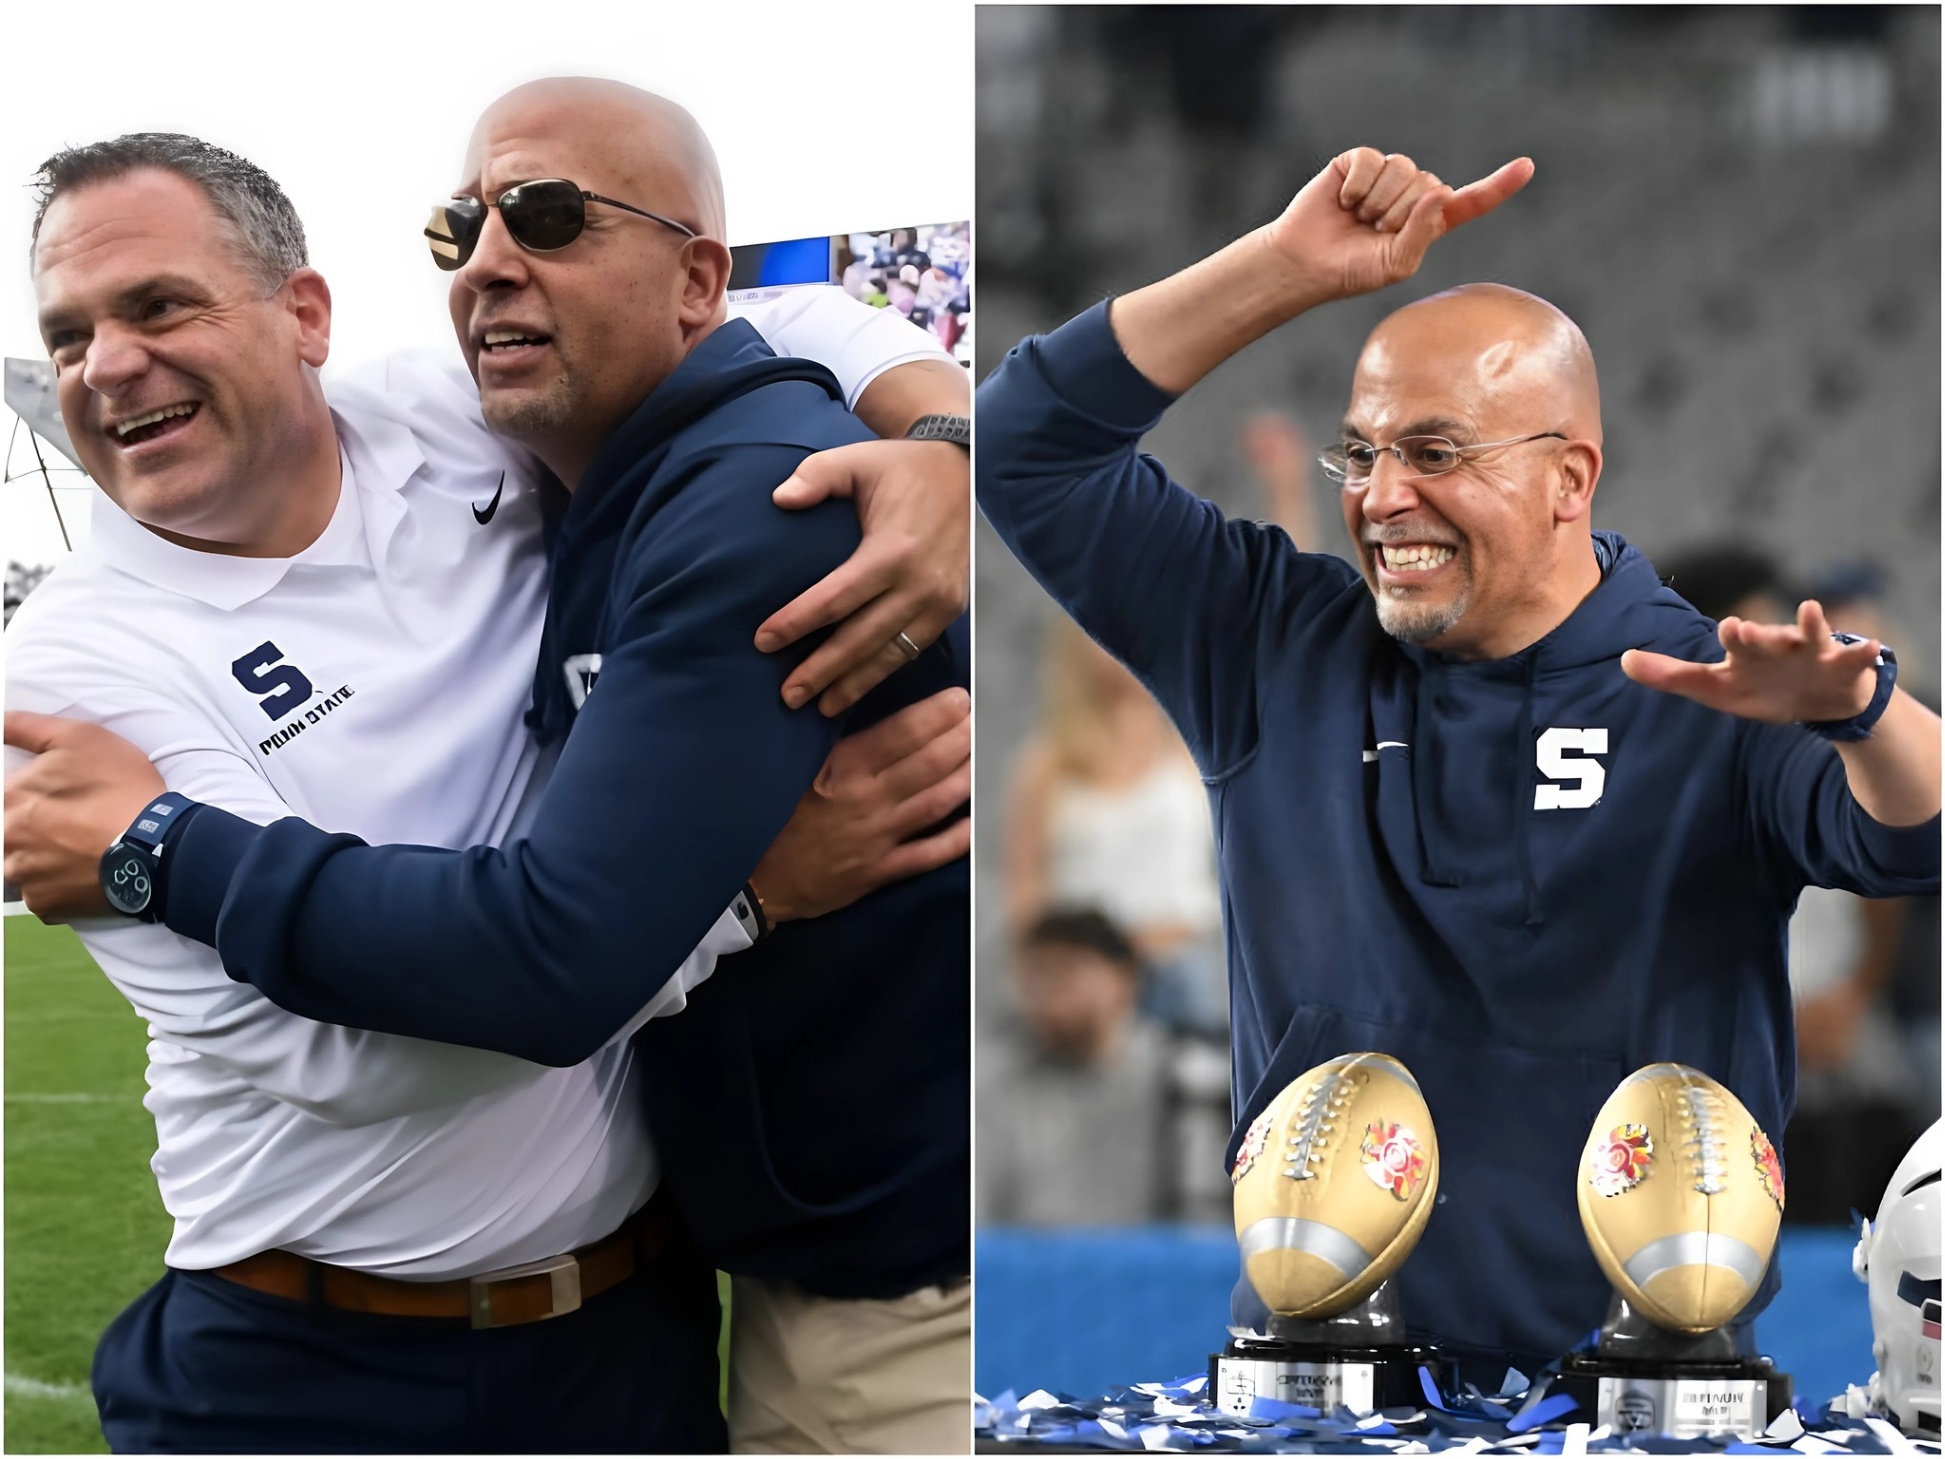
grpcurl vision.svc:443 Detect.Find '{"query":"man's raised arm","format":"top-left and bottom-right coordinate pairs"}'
top-left (973, 149), bottom-right (1531, 775)
top-left (1108, 148), bottom-right (1532, 394)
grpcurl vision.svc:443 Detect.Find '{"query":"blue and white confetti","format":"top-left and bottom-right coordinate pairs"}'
top-left (973, 1370), bottom-right (1940, 1454)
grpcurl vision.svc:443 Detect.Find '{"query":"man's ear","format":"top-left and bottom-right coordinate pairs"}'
top-left (285, 267), bottom-right (333, 369)
top-left (1554, 440), bottom-right (1602, 525)
top-left (677, 238), bottom-right (734, 336)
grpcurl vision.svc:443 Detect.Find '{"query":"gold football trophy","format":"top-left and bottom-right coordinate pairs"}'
top-left (1210, 1053), bottom-right (1450, 1418)
top-left (1549, 1064), bottom-right (1794, 1440)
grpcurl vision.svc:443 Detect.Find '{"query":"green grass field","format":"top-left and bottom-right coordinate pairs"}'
top-left (5, 917), bottom-right (166, 1453)
top-left (3, 916), bottom-right (733, 1452)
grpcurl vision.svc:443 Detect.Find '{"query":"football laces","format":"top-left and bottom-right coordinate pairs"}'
top-left (1284, 1068), bottom-right (1360, 1180)
top-left (1677, 1082), bottom-right (1728, 1196)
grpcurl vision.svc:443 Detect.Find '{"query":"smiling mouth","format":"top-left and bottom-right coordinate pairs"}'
top-left (1375, 543), bottom-right (1457, 574)
top-left (480, 329), bottom-right (552, 355)
top-left (110, 403), bottom-right (199, 447)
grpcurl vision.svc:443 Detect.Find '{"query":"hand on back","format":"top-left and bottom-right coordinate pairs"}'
top-left (762, 437), bottom-right (971, 716)
top-left (751, 687), bottom-right (971, 923)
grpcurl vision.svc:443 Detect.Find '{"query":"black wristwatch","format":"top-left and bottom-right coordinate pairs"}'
top-left (905, 414), bottom-right (970, 452)
top-left (99, 793), bottom-right (196, 920)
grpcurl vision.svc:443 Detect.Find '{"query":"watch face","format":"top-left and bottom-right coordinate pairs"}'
top-left (100, 846), bottom-right (154, 917)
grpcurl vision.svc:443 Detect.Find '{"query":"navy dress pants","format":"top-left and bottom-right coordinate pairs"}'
top-left (91, 1251), bottom-right (726, 1453)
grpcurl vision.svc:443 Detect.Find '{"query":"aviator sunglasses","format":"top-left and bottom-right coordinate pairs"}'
top-left (424, 179), bottom-right (697, 270)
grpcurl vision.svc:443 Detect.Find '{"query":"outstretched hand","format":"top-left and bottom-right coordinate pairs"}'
top-left (1265, 148), bottom-right (1535, 306)
top-left (1621, 601), bottom-right (1879, 725)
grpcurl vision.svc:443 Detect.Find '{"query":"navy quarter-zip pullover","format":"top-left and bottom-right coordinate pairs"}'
top-left (977, 300), bottom-right (1938, 1368)
top-left (161, 319), bottom-right (970, 1297)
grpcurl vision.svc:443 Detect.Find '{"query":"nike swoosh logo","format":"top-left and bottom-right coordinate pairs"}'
top-left (473, 472), bottom-right (505, 525)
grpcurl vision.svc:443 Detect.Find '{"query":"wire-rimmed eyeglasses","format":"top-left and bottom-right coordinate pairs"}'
top-left (1319, 432), bottom-right (1568, 484)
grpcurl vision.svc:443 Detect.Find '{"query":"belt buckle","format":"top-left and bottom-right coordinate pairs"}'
top-left (467, 1254), bottom-right (582, 1329)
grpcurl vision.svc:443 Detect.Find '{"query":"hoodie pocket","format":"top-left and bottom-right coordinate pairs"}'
top-left (1244, 1003), bottom-right (1624, 1359)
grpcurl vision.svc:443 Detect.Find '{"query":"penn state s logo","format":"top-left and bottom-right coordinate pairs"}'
top-left (1534, 727), bottom-right (1608, 810)
top-left (231, 642), bottom-right (314, 721)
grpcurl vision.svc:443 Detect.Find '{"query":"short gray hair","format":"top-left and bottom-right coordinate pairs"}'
top-left (30, 133), bottom-right (308, 291)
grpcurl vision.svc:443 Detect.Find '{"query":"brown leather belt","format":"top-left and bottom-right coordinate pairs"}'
top-left (209, 1201), bottom-right (674, 1329)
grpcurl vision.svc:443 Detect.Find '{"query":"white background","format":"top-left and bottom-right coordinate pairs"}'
top-left (1, 0), bottom-right (972, 567)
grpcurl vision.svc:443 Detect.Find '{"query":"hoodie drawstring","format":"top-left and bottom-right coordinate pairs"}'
top-left (1516, 654), bottom-right (1543, 926)
top-left (1412, 661), bottom-right (1456, 886)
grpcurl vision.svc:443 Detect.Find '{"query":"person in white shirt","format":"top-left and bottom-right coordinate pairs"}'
top-left (5, 129), bottom-right (969, 1454)
top-left (1006, 617), bottom-right (1226, 1032)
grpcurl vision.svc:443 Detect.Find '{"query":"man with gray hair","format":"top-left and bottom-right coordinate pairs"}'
top-left (31, 131), bottom-right (312, 279)
top-left (7, 117), bottom-right (969, 1451)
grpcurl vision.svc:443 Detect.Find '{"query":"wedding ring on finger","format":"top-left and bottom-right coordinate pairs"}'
top-left (892, 631), bottom-right (922, 662)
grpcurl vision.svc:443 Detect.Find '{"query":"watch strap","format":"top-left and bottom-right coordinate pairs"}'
top-left (1804, 637), bottom-right (1897, 743)
top-left (121, 793), bottom-right (198, 854)
top-left (101, 793), bottom-right (199, 921)
top-left (904, 413), bottom-right (970, 451)
top-left (731, 881), bottom-right (772, 943)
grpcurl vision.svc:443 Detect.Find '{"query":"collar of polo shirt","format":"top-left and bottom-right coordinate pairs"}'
top-left (87, 407), bottom-right (424, 612)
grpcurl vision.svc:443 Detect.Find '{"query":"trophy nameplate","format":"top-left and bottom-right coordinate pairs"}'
top-left (1209, 1281), bottom-right (1449, 1419)
top-left (1548, 1296), bottom-right (1791, 1441)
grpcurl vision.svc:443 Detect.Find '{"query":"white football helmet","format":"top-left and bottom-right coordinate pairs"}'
top-left (1852, 1120), bottom-right (1941, 1436)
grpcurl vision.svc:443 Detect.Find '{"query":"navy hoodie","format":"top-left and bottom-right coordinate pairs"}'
top-left (977, 301), bottom-right (1938, 1370)
top-left (160, 318), bottom-right (971, 1298)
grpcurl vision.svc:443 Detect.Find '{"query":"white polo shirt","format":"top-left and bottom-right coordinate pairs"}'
top-left (3, 288), bottom-right (950, 1278)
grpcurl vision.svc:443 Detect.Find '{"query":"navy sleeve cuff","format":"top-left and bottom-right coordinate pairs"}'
top-left (158, 803), bottom-right (269, 952)
top-left (1854, 809), bottom-right (1944, 886)
top-left (1031, 298), bottom-right (1179, 435)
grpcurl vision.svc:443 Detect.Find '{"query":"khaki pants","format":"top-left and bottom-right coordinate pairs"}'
top-left (727, 1274), bottom-right (971, 1454)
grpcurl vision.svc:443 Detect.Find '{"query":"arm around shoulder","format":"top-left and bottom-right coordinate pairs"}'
top-left (171, 445), bottom-right (856, 1065)
top-left (977, 302), bottom-right (1336, 775)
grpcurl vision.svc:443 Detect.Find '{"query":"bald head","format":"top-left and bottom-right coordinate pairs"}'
top-left (1358, 283), bottom-right (1601, 445)
top-left (448, 77), bottom-right (737, 489)
top-left (1338, 283), bottom-right (1608, 661)
top-left (467, 77), bottom-right (726, 239)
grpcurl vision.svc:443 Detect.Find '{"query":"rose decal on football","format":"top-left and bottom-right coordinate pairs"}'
top-left (1750, 1126), bottom-right (1784, 1212)
top-left (1360, 1121), bottom-right (1426, 1200)
top-left (1231, 1106), bottom-right (1275, 1183)
top-left (1590, 1121), bottom-right (1653, 1196)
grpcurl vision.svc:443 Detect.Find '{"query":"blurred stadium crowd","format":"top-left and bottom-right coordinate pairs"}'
top-left (974, 5), bottom-right (1940, 1234)
top-left (839, 222), bottom-right (973, 363)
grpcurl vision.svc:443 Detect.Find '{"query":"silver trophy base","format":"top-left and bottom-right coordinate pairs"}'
top-left (1549, 1296), bottom-right (1792, 1441)
top-left (1209, 1282), bottom-right (1448, 1419)
top-left (1584, 1371), bottom-right (1773, 1438)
